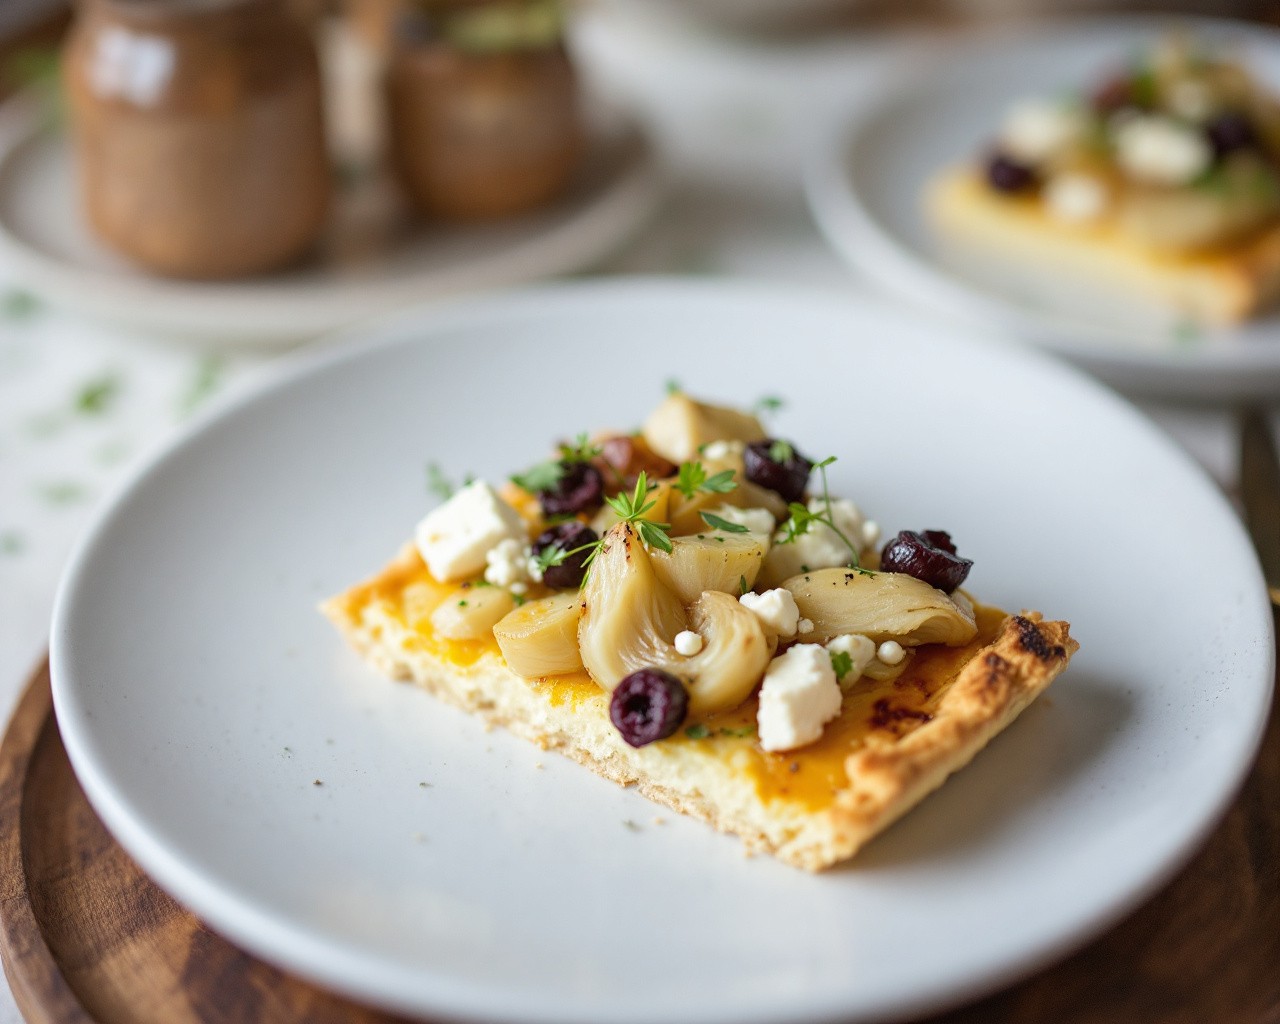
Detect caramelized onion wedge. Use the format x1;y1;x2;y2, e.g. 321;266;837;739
579;523;773;716
430;585;517;640
782;569;977;647
493;592;584;678
650;532;767;604
641;393;765;465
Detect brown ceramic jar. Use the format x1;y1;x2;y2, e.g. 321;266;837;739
385;17;582;221
63;0;330;279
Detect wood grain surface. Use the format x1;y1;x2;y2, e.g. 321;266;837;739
0;649;1276;1024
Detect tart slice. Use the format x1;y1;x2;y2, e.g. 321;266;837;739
323;393;1077;870
927;35;1280;325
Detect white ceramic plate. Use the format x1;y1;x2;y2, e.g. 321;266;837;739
804;16;1280;399
51;279;1273;1023
0;97;660;346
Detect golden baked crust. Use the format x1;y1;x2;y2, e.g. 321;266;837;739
926;165;1280;325
323;544;1077;871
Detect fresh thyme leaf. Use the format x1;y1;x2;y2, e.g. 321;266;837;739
701;468;737;493
777;502;818;544
830;650;853;681
675;462;738;500
755;395;785;416
684;723;710;739
675;460;706;499
558;432;602;464
774;456;862;567
600;471;674;554
426;462;455;501
768;439;794;463
179;355;224;416
35;481;87;505
700;511;749;533
739;574;748;595
512;593;527;606
665;378;682;395
719;725;755;738
0;530;24;555
76;374;121;415
1;289;38;321
638;520;673;553
511;460;564;494
534;543;569;573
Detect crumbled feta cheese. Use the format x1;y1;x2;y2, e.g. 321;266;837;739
797;618;814;634
526;556;544;584
825;634;877;686
877;640;906;666
1044;172;1109;224
1114;115;1212;185
1000;97;1088;165
739;588;801;637
711;504;775;537
415;480;526;583
763;497;867;582
757;644;843;752
702;439;743;460
510;581;528;596
484;537;533;589
674;630;704;656
861;520;881;548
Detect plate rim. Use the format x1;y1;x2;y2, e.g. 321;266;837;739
48;276;1277;1023
802;12;1280;399
0;94;663;346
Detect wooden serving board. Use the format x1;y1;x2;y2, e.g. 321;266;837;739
1;655;1277;1024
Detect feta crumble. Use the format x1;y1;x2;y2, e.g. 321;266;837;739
1044;172;1109;224
484;537;533;589
757;644;843;752
1000;98;1088;165
825;633;877;685
415;480;525;583
1114;115;1212;185
877;640;906;666
674;630;704;656
740;588;801;637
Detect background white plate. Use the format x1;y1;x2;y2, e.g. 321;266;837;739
804;16;1280;399
0;97;661;346
51;279;1273;1023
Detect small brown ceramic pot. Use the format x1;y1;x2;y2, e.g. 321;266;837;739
385;35;582;221
63;0;331;279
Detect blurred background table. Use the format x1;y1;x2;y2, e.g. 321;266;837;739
0;2;1276;1023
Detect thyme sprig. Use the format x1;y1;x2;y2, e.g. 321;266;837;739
604;472;673;554
775;456;863;568
674;460;738;500
510;432;602;494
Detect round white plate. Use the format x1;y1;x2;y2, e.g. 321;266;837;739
0;97;660;346
51;279;1273;1023
804;16;1280;399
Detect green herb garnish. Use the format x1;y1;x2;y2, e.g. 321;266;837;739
603;472;673;554
674;460;738;500
684;723;710;739
426;462;455;501
768;439;794;463
775;456;861;567
830;650;853;681
699;511;749;533
510;460;564;494
755;395;785;416
558;432;602;464
739;574;748;595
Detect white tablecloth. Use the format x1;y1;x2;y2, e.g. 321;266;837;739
0;9;1258;1021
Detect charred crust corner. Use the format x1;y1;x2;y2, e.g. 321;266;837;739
1012;615;1067;662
